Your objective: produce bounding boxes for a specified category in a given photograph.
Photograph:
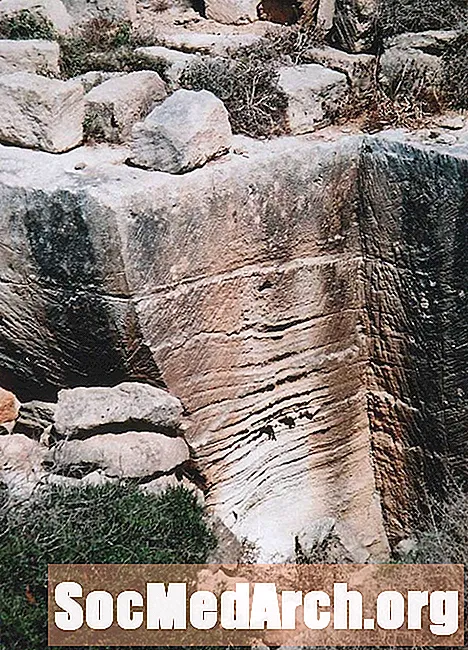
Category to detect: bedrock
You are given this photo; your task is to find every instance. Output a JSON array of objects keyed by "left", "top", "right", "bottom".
[{"left": 0, "top": 133, "right": 466, "bottom": 560}]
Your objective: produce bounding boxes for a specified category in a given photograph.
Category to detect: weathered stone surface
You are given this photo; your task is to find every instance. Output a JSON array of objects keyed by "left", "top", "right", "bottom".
[
  {"left": 1, "top": 130, "right": 467, "bottom": 561},
  {"left": 0, "top": 39, "right": 60, "bottom": 76},
  {"left": 77, "top": 70, "right": 125, "bottom": 94},
  {"left": 379, "top": 31, "right": 459, "bottom": 101},
  {"left": 55, "top": 382, "right": 183, "bottom": 438},
  {"left": 278, "top": 64, "right": 349, "bottom": 134},
  {"left": 332, "top": 0, "right": 378, "bottom": 52},
  {"left": 47, "top": 431, "right": 189, "bottom": 478},
  {"left": 0, "top": 387, "right": 20, "bottom": 424},
  {"left": 303, "top": 45, "right": 375, "bottom": 92},
  {"left": 0, "top": 73, "right": 83, "bottom": 152},
  {"left": 85, "top": 71, "right": 167, "bottom": 143},
  {"left": 61, "top": 0, "right": 136, "bottom": 21},
  {"left": 135, "top": 46, "right": 198, "bottom": 87},
  {"left": 158, "top": 32, "right": 263, "bottom": 56},
  {"left": 13, "top": 400, "right": 55, "bottom": 439},
  {"left": 0, "top": 433, "right": 45, "bottom": 497},
  {"left": 130, "top": 89, "right": 232, "bottom": 173},
  {"left": 205, "top": 0, "right": 259, "bottom": 24},
  {"left": 0, "top": 0, "right": 71, "bottom": 34}
]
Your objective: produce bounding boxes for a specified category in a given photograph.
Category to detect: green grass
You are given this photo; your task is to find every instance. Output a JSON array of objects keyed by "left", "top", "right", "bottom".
[{"left": 0, "top": 483, "right": 217, "bottom": 650}]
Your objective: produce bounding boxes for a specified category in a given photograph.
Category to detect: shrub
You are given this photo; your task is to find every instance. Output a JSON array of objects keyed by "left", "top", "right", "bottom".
[
  {"left": 0, "top": 9, "right": 57, "bottom": 40},
  {"left": 0, "top": 483, "right": 217, "bottom": 650},
  {"left": 443, "top": 31, "right": 468, "bottom": 108},
  {"left": 377, "top": 0, "right": 468, "bottom": 40}
]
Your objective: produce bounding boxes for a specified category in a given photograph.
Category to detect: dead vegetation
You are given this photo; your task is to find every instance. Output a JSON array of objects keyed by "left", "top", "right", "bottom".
[{"left": 377, "top": 0, "right": 468, "bottom": 40}]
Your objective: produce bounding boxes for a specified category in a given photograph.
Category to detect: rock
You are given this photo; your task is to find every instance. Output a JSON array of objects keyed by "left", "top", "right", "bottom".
[
  {"left": 77, "top": 70, "right": 125, "bottom": 94},
  {"left": 277, "top": 63, "right": 349, "bottom": 134},
  {"left": 0, "top": 0, "right": 72, "bottom": 34},
  {"left": 46, "top": 468, "right": 117, "bottom": 487},
  {"left": 0, "top": 388, "right": 20, "bottom": 424},
  {"left": 384, "top": 29, "right": 459, "bottom": 52},
  {"left": 129, "top": 89, "right": 232, "bottom": 173},
  {"left": 55, "top": 382, "right": 183, "bottom": 439},
  {"left": 135, "top": 46, "right": 198, "bottom": 87},
  {"left": 84, "top": 71, "right": 167, "bottom": 143},
  {"left": 332, "top": 0, "right": 378, "bottom": 53},
  {"left": 141, "top": 473, "right": 204, "bottom": 502},
  {"left": 0, "top": 433, "right": 45, "bottom": 497},
  {"left": 61, "top": 0, "right": 136, "bottom": 22},
  {"left": 47, "top": 431, "right": 190, "bottom": 478},
  {"left": 0, "top": 39, "right": 60, "bottom": 76},
  {"left": 0, "top": 73, "right": 83, "bottom": 152},
  {"left": 158, "top": 31, "right": 263, "bottom": 56},
  {"left": 13, "top": 400, "right": 56, "bottom": 440},
  {"left": 303, "top": 45, "right": 375, "bottom": 93},
  {"left": 204, "top": 0, "right": 259, "bottom": 24}
]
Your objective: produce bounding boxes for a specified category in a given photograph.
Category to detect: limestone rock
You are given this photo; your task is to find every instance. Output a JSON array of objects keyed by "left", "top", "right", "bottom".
[
  {"left": 204, "top": 0, "right": 259, "bottom": 24},
  {"left": 55, "top": 382, "right": 183, "bottom": 438},
  {"left": 129, "top": 89, "right": 232, "bottom": 173},
  {"left": 0, "top": 387, "right": 20, "bottom": 424},
  {"left": 158, "top": 31, "right": 263, "bottom": 56},
  {"left": 61, "top": 0, "right": 136, "bottom": 21},
  {"left": 135, "top": 46, "right": 198, "bottom": 87},
  {"left": 84, "top": 71, "right": 167, "bottom": 143},
  {"left": 0, "top": 433, "right": 45, "bottom": 497},
  {"left": 13, "top": 400, "right": 56, "bottom": 440},
  {"left": 47, "top": 431, "right": 190, "bottom": 478},
  {"left": 277, "top": 63, "right": 349, "bottom": 134},
  {"left": 332, "top": 0, "right": 378, "bottom": 52},
  {"left": 0, "top": 73, "right": 83, "bottom": 152},
  {"left": 0, "top": 39, "right": 60, "bottom": 76},
  {"left": 77, "top": 70, "right": 125, "bottom": 94},
  {"left": 303, "top": 45, "right": 375, "bottom": 92},
  {"left": 0, "top": 0, "right": 72, "bottom": 34}
]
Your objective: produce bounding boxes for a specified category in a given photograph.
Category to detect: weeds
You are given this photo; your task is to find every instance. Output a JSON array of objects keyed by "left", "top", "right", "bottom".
[
  {"left": 0, "top": 9, "right": 57, "bottom": 40},
  {"left": 377, "top": 0, "right": 468, "bottom": 41},
  {"left": 0, "top": 483, "right": 217, "bottom": 650}
]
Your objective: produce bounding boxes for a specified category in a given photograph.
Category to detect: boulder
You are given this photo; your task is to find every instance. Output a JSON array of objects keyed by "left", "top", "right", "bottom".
[
  {"left": 0, "top": 433, "right": 46, "bottom": 497},
  {"left": 158, "top": 32, "right": 263, "bottom": 57},
  {"left": 379, "top": 31, "right": 459, "bottom": 101},
  {"left": 303, "top": 45, "right": 376, "bottom": 93},
  {"left": 0, "top": 0, "right": 72, "bottom": 34},
  {"left": 55, "top": 382, "right": 184, "bottom": 438},
  {"left": 135, "top": 46, "right": 198, "bottom": 87},
  {"left": 84, "top": 71, "right": 167, "bottom": 143},
  {"left": 61, "top": 0, "right": 136, "bottom": 22},
  {"left": 0, "top": 39, "right": 60, "bottom": 76},
  {"left": 0, "top": 387, "right": 20, "bottom": 424},
  {"left": 277, "top": 63, "right": 349, "bottom": 134},
  {"left": 204, "top": 0, "right": 259, "bottom": 24},
  {"left": 77, "top": 70, "right": 125, "bottom": 94},
  {"left": 0, "top": 73, "right": 83, "bottom": 152},
  {"left": 13, "top": 400, "right": 56, "bottom": 440},
  {"left": 47, "top": 431, "right": 190, "bottom": 478},
  {"left": 129, "top": 89, "right": 232, "bottom": 173}
]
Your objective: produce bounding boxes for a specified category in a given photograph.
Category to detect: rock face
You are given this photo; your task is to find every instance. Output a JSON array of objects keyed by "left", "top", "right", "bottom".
[
  {"left": 278, "top": 63, "right": 349, "bottom": 134},
  {"left": 332, "top": 0, "right": 378, "bottom": 52},
  {"left": 47, "top": 431, "right": 189, "bottom": 478},
  {"left": 0, "top": 40, "right": 60, "bottom": 76},
  {"left": 0, "top": 73, "right": 83, "bottom": 152},
  {"left": 84, "top": 71, "right": 167, "bottom": 143},
  {"left": 135, "top": 46, "right": 198, "bottom": 87},
  {"left": 205, "top": 0, "right": 259, "bottom": 24},
  {"left": 55, "top": 382, "right": 183, "bottom": 438},
  {"left": 0, "top": 131, "right": 466, "bottom": 561},
  {"left": 130, "top": 89, "right": 232, "bottom": 173},
  {"left": 0, "top": 0, "right": 72, "bottom": 34}
]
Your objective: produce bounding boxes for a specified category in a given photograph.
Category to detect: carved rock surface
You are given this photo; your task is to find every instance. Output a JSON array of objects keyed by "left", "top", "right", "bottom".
[
  {"left": 47, "top": 431, "right": 190, "bottom": 478},
  {"left": 0, "top": 73, "right": 83, "bottom": 152},
  {"left": 55, "top": 382, "right": 184, "bottom": 438},
  {"left": 130, "top": 89, "right": 232, "bottom": 173},
  {"left": 0, "top": 132, "right": 466, "bottom": 560},
  {"left": 0, "top": 39, "right": 60, "bottom": 76},
  {"left": 84, "top": 71, "right": 167, "bottom": 143}
]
